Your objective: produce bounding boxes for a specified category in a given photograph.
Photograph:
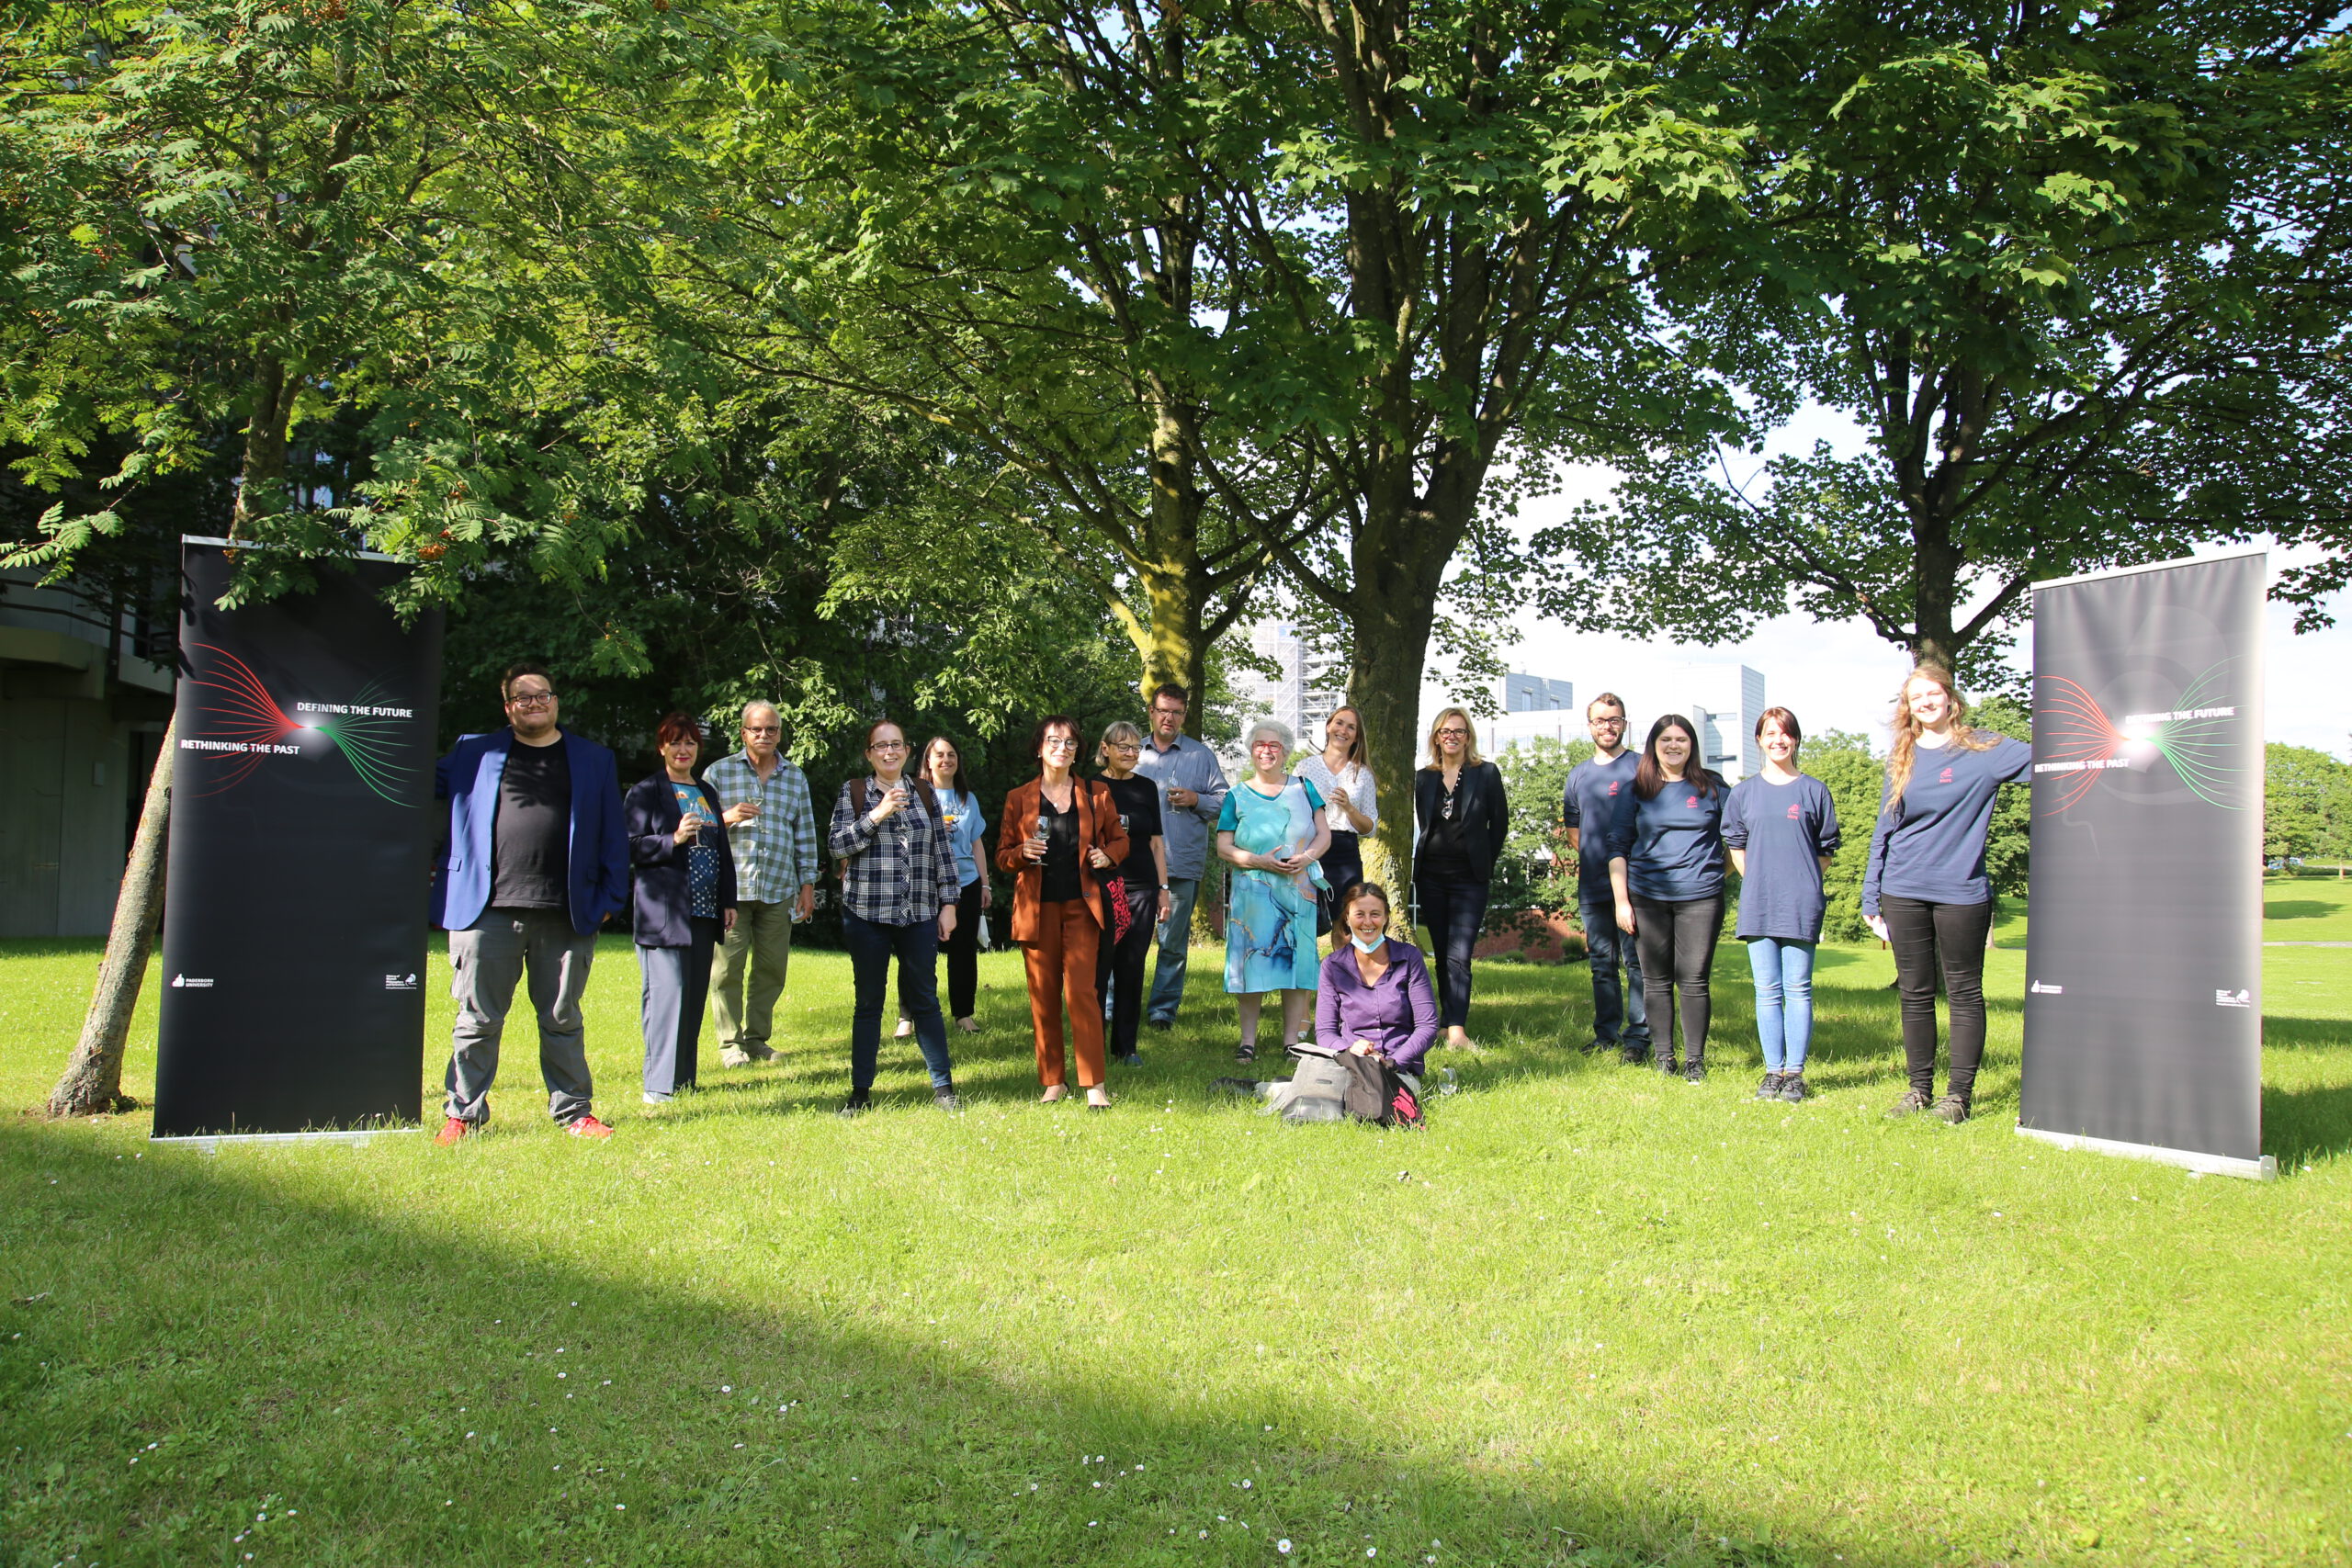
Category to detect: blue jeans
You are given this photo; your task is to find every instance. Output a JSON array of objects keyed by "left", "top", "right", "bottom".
[
  {"left": 1578, "top": 895, "right": 1649, "bottom": 1049},
  {"left": 842, "top": 910, "right": 954, "bottom": 1090},
  {"left": 1746, "top": 936, "right": 1816, "bottom": 1073},
  {"left": 1146, "top": 875, "right": 1203, "bottom": 1023}
]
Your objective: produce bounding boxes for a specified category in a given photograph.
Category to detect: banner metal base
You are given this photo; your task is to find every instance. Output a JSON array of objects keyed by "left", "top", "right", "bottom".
[
  {"left": 151, "top": 1128, "right": 418, "bottom": 1154},
  {"left": 2015, "top": 1124, "right": 2275, "bottom": 1181}
]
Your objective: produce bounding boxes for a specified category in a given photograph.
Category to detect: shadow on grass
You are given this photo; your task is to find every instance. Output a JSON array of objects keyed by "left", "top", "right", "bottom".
[
  {"left": 2263, "top": 1080, "right": 2352, "bottom": 1168},
  {"left": 2262, "top": 900, "right": 2339, "bottom": 923},
  {"left": 0, "top": 1122, "right": 1919, "bottom": 1568}
]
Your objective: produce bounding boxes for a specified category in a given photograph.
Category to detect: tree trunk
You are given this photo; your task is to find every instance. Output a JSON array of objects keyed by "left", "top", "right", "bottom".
[
  {"left": 232, "top": 354, "right": 294, "bottom": 536},
  {"left": 1344, "top": 510, "right": 1453, "bottom": 935},
  {"left": 1131, "top": 558, "right": 1209, "bottom": 722},
  {"left": 49, "top": 716, "right": 175, "bottom": 1118}
]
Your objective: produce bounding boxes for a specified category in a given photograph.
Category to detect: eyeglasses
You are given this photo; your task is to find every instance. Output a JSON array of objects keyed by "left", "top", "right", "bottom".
[
  {"left": 507, "top": 691, "right": 556, "bottom": 708},
  {"left": 1435, "top": 727, "right": 1468, "bottom": 739},
  {"left": 868, "top": 740, "right": 908, "bottom": 753},
  {"left": 1108, "top": 740, "right": 1141, "bottom": 752},
  {"left": 1251, "top": 740, "right": 1285, "bottom": 751},
  {"left": 1043, "top": 737, "right": 1080, "bottom": 750},
  {"left": 1590, "top": 716, "right": 1624, "bottom": 727},
  {"left": 744, "top": 725, "right": 781, "bottom": 737}
]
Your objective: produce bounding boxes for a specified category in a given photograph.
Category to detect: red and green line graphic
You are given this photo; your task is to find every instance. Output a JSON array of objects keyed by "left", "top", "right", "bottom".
[
  {"left": 185, "top": 645, "right": 420, "bottom": 806},
  {"left": 2033, "top": 661, "right": 2245, "bottom": 815}
]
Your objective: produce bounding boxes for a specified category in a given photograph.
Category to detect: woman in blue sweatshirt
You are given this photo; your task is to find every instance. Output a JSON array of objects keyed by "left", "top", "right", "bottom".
[
  {"left": 1608, "top": 715, "right": 1727, "bottom": 1080},
  {"left": 1723, "top": 707, "right": 1840, "bottom": 1104},
  {"left": 1860, "top": 665, "right": 2031, "bottom": 1122}
]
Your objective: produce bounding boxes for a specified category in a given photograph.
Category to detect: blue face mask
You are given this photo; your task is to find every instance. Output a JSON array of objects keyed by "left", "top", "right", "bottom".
[{"left": 1351, "top": 933, "right": 1385, "bottom": 954}]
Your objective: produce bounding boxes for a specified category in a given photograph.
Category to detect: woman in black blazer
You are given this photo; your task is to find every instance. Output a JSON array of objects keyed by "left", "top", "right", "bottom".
[
  {"left": 1413, "top": 705, "right": 1510, "bottom": 1049},
  {"left": 626, "top": 713, "right": 738, "bottom": 1104}
]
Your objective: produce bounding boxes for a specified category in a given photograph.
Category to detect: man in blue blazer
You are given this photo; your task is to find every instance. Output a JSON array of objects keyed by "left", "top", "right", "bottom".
[{"left": 430, "top": 662, "right": 629, "bottom": 1142}]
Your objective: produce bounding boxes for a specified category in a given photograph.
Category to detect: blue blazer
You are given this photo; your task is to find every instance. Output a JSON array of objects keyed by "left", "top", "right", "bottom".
[
  {"left": 625, "top": 772, "right": 739, "bottom": 947},
  {"left": 431, "top": 728, "right": 630, "bottom": 936}
]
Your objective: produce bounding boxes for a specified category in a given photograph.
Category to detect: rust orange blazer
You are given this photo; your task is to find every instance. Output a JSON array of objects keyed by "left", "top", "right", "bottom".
[{"left": 995, "top": 777, "right": 1132, "bottom": 946}]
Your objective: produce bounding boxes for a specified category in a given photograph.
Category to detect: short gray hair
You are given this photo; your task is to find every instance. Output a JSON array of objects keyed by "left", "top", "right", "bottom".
[
  {"left": 741, "top": 700, "right": 781, "bottom": 728},
  {"left": 1096, "top": 718, "right": 1143, "bottom": 767},
  {"left": 1243, "top": 717, "right": 1295, "bottom": 758}
]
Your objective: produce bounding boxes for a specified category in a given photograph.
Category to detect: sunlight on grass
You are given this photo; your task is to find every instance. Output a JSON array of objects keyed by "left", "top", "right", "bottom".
[{"left": 2, "top": 883, "right": 2347, "bottom": 1565}]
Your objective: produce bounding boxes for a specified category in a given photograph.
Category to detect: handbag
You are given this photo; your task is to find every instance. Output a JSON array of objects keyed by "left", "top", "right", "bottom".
[{"left": 1102, "top": 874, "right": 1134, "bottom": 942}]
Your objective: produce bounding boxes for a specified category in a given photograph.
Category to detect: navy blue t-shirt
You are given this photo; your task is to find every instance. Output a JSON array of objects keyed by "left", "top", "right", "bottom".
[
  {"left": 1723, "top": 773, "right": 1841, "bottom": 942},
  {"left": 1562, "top": 750, "right": 1639, "bottom": 890},
  {"left": 1607, "top": 778, "right": 1727, "bottom": 901},
  {"left": 1860, "top": 733, "right": 2032, "bottom": 916}
]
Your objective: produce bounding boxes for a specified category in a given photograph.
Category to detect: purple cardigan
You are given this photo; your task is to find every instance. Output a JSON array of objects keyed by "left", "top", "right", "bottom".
[{"left": 1314, "top": 941, "right": 1439, "bottom": 1073}]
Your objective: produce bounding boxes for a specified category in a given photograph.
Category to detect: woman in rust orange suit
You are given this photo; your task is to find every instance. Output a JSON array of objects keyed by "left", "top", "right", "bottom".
[{"left": 999, "top": 714, "right": 1131, "bottom": 1109}]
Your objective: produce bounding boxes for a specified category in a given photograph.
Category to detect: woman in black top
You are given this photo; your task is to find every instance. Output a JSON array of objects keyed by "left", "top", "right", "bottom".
[
  {"left": 1413, "top": 705, "right": 1509, "bottom": 1050},
  {"left": 1094, "top": 720, "right": 1170, "bottom": 1066}
]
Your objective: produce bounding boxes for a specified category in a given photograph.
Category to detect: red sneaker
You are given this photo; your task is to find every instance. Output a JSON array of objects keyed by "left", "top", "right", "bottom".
[
  {"left": 565, "top": 1114, "right": 615, "bottom": 1140},
  {"left": 434, "top": 1116, "right": 473, "bottom": 1146}
]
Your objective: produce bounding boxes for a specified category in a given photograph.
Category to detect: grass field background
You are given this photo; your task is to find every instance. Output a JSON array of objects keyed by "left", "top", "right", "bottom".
[{"left": 2, "top": 876, "right": 2346, "bottom": 1566}]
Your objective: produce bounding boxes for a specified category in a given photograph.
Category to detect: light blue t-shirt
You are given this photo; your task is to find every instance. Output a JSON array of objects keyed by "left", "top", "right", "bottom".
[{"left": 934, "top": 787, "right": 988, "bottom": 888}]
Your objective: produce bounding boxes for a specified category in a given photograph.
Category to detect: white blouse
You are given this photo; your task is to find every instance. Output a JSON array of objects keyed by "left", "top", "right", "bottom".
[{"left": 1296, "top": 756, "right": 1378, "bottom": 834}]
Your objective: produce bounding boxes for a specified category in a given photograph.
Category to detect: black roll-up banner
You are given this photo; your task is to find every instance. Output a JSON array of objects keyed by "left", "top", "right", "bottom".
[
  {"left": 2020, "top": 549, "right": 2266, "bottom": 1173},
  {"left": 153, "top": 541, "right": 444, "bottom": 1138}
]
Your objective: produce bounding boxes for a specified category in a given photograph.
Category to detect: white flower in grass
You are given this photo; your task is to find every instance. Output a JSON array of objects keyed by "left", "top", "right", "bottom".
[{"left": 1278, "top": 1541, "right": 1294, "bottom": 1554}]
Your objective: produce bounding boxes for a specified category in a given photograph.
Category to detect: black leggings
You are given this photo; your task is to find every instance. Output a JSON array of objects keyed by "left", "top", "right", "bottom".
[
  {"left": 1632, "top": 892, "right": 1724, "bottom": 1066},
  {"left": 1096, "top": 881, "right": 1158, "bottom": 1056},
  {"left": 942, "top": 879, "right": 985, "bottom": 1020},
  {"left": 1879, "top": 895, "right": 1993, "bottom": 1101}
]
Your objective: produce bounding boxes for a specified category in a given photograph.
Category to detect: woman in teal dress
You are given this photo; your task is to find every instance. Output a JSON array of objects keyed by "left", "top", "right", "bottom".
[{"left": 1216, "top": 718, "right": 1332, "bottom": 1065}]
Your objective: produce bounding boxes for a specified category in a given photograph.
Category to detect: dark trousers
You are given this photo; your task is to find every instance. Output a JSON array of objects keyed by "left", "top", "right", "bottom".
[
  {"left": 1633, "top": 892, "right": 1724, "bottom": 1066},
  {"left": 1097, "top": 881, "right": 1157, "bottom": 1058},
  {"left": 636, "top": 916, "right": 718, "bottom": 1096},
  {"left": 941, "top": 878, "right": 985, "bottom": 1020},
  {"left": 842, "top": 909, "right": 955, "bottom": 1091},
  {"left": 1578, "top": 893, "right": 1649, "bottom": 1049},
  {"left": 1315, "top": 831, "right": 1364, "bottom": 936},
  {"left": 1416, "top": 871, "right": 1490, "bottom": 1031},
  {"left": 1880, "top": 895, "right": 1994, "bottom": 1101}
]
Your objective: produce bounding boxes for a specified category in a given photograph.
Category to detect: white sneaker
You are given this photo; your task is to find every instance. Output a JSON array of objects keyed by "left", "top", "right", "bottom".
[
  {"left": 641, "top": 1091, "right": 673, "bottom": 1106},
  {"left": 894, "top": 1017, "right": 914, "bottom": 1038}
]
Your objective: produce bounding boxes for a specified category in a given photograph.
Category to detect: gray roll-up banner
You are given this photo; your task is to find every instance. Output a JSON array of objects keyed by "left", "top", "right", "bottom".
[{"left": 2020, "top": 547, "right": 2271, "bottom": 1179}]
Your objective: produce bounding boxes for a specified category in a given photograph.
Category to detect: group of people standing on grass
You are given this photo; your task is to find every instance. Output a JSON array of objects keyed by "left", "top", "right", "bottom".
[{"left": 424, "top": 660, "right": 2028, "bottom": 1143}]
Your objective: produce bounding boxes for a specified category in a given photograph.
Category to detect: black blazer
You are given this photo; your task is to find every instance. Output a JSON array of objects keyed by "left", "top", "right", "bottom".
[
  {"left": 1413, "top": 761, "right": 1510, "bottom": 884},
  {"left": 625, "top": 773, "right": 739, "bottom": 947}
]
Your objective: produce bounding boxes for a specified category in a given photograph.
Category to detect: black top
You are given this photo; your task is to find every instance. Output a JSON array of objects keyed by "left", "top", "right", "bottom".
[
  {"left": 490, "top": 739, "right": 571, "bottom": 909},
  {"left": 1039, "top": 790, "right": 1082, "bottom": 903},
  {"left": 1101, "top": 773, "right": 1162, "bottom": 883},
  {"left": 1412, "top": 761, "right": 1509, "bottom": 885}
]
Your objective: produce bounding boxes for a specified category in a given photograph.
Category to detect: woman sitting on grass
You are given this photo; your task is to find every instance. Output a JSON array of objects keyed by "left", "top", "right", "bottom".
[{"left": 1214, "top": 882, "right": 1436, "bottom": 1114}]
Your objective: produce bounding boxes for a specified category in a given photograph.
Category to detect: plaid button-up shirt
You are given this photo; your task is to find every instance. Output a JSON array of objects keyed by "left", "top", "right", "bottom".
[
  {"left": 827, "top": 777, "right": 962, "bottom": 926},
  {"left": 704, "top": 751, "right": 817, "bottom": 906}
]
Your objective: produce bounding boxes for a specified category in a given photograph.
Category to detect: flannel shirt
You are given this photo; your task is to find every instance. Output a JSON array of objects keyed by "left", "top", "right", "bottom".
[
  {"left": 828, "top": 776, "right": 962, "bottom": 926},
  {"left": 704, "top": 750, "right": 817, "bottom": 906}
]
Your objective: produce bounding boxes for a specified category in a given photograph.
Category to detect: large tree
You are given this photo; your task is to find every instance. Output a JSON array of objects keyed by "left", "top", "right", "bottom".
[{"left": 1532, "top": 0, "right": 2352, "bottom": 687}]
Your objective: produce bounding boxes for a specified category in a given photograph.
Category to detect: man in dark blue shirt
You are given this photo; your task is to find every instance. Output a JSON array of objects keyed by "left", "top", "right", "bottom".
[{"left": 1561, "top": 693, "right": 1649, "bottom": 1062}]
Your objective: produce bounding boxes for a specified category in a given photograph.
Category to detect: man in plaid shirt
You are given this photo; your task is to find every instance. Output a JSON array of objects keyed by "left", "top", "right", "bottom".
[{"left": 704, "top": 702, "right": 818, "bottom": 1066}]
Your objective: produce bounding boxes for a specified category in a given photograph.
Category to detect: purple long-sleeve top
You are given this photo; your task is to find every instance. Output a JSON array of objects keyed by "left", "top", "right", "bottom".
[{"left": 1314, "top": 941, "right": 1440, "bottom": 1073}]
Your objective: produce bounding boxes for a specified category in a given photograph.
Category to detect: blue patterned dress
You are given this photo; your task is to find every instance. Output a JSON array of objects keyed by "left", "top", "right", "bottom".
[{"left": 1219, "top": 776, "right": 1327, "bottom": 993}]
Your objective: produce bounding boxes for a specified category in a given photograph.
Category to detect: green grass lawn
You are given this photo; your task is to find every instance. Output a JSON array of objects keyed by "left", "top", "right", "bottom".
[{"left": 2, "top": 881, "right": 2348, "bottom": 1567}]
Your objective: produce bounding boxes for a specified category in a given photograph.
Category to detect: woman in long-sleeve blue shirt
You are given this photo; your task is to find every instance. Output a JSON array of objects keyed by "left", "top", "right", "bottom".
[
  {"left": 1608, "top": 715, "right": 1727, "bottom": 1080},
  {"left": 1861, "top": 665, "right": 2031, "bottom": 1123}
]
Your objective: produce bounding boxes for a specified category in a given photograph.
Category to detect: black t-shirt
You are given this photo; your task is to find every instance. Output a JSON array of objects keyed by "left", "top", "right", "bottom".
[
  {"left": 1102, "top": 773, "right": 1162, "bottom": 883},
  {"left": 1039, "top": 791, "right": 1082, "bottom": 904},
  {"left": 490, "top": 739, "right": 571, "bottom": 910},
  {"left": 1419, "top": 775, "right": 1474, "bottom": 880}
]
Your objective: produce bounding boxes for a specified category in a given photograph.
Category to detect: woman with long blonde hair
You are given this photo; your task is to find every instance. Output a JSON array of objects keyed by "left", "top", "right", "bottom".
[
  {"left": 1860, "top": 665, "right": 2032, "bottom": 1123},
  {"left": 1412, "top": 705, "right": 1509, "bottom": 1051},
  {"left": 1298, "top": 705, "right": 1378, "bottom": 938}
]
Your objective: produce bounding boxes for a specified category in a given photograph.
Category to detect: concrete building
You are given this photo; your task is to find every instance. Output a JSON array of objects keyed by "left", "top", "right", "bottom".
[
  {"left": 1, "top": 570, "right": 175, "bottom": 936},
  {"left": 1669, "top": 662, "right": 1768, "bottom": 782},
  {"left": 1477, "top": 671, "right": 1578, "bottom": 757}
]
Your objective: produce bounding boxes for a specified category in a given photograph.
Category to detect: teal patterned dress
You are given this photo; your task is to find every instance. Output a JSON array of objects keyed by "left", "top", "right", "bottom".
[{"left": 1219, "top": 775, "right": 1327, "bottom": 994}]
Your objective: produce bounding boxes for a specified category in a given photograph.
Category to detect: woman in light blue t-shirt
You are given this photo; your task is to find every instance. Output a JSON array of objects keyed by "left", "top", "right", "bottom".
[{"left": 918, "top": 736, "right": 990, "bottom": 1034}]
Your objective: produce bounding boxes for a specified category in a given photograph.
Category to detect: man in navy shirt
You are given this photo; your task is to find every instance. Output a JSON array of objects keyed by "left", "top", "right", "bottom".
[{"left": 1561, "top": 693, "right": 1649, "bottom": 1062}]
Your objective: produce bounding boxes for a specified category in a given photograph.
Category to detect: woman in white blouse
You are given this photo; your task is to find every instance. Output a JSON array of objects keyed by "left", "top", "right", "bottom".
[{"left": 1297, "top": 705, "right": 1378, "bottom": 939}]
